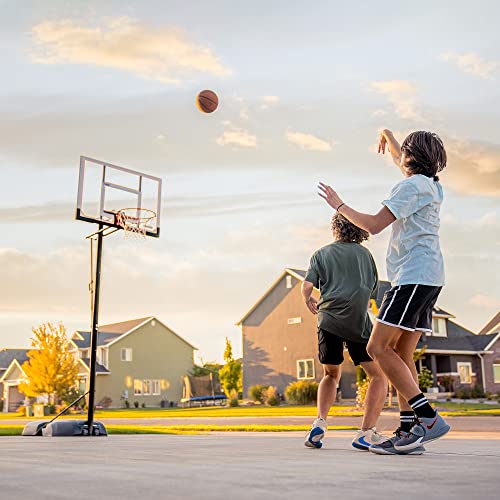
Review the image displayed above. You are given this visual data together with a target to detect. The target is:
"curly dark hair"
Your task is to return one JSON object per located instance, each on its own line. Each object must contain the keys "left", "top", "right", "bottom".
{"left": 331, "top": 213, "right": 369, "bottom": 243}
{"left": 401, "top": 131, "right": 447, "bottom": 181}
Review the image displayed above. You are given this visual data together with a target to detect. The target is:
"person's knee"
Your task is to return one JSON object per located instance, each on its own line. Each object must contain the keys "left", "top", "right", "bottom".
{"left": 323, "top": 364, "right": 341, "bottom": 381}
{"left": 366, "top": 340, "right": 383, "bottom": 360}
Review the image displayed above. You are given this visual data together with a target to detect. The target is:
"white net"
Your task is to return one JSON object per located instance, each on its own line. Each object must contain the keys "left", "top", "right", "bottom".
{"left": 115, "top": 209, "right": 156, "bottom": 239}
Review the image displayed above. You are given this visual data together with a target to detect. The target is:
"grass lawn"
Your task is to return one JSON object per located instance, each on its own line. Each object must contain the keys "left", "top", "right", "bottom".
{"left": 0, "top": 423, "right": 356, "bottom": 436}
{"left": 0, "top": 405, "right": 363, "bottom": 419}
{"left": 1, "top": 402, "right": 498, "bottom": 421}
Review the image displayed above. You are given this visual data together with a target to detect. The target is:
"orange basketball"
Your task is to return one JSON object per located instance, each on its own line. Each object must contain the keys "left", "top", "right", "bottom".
{"left": 196, "top": 89, "right": 218, "bottom": 113}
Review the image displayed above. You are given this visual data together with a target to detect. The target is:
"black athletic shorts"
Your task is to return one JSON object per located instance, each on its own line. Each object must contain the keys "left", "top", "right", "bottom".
{"left": 317, "top": 328, "right": 372, "bottom": 366}
{"left": 376, "top": 284, "right": 442, "bottom": 333}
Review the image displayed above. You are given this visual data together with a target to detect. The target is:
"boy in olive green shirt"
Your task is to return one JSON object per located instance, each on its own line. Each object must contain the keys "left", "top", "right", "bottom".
{"left": 302, "top": 213, "right": 389, "bottom": 451}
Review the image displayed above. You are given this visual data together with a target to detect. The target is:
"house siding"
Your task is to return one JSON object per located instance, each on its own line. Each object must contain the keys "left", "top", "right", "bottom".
{"left": 93, "top": 320, "right": 194, "bottom": 407}
{"left": 482, "top": 337, "right": 500, "bottom": 393}
{"left": 242, "top": 274, "right": 357, "bottom": 398}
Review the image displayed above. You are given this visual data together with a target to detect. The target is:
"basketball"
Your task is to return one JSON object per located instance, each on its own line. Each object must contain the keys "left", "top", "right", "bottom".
{"left": 196, "top": 89, "right": 218, "bottom": 113}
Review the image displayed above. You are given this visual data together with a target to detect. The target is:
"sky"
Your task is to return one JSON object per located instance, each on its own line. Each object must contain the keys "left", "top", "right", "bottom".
{"left": 0, "top": 0, "right": 499, "bottom": 362}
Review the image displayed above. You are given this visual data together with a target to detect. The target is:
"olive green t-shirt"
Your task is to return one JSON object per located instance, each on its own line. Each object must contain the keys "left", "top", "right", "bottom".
{"left": 305, "top": 241, "right": 379, "bottom": 343}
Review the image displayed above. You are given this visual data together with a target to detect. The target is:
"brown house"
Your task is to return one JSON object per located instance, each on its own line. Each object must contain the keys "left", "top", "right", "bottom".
{"left": 237, "top": 268, "right": 358, "bottom": 398}
{"left": 238, "top": 269, "right": 500, "bottom": 398}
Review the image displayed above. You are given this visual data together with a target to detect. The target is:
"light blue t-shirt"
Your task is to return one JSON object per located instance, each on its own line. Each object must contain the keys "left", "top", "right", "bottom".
{"left": 382, "top": 174, "right": 445, "bottom": 286}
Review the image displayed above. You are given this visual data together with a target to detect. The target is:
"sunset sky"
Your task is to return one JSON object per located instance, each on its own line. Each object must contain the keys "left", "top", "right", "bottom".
{"left": 1, "top": 0, "right": 499, "bottom": 361}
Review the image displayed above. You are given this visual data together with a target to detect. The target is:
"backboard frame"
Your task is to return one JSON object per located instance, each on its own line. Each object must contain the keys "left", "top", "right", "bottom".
{"left": 76, "top": 156, "right": 162, "bottom": 238}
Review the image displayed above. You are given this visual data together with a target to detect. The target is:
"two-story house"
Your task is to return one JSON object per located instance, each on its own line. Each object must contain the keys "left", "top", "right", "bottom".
{"left": 238, "top": 269, "right": 500, "bottom": 398}
{"left": 70, "top": 316, "right": 196, "bottom": 407}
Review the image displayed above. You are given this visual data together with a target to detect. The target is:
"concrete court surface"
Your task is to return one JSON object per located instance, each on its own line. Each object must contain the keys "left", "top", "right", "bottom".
{"left": 1, "top": 432, "right": 499, "bottom": 500}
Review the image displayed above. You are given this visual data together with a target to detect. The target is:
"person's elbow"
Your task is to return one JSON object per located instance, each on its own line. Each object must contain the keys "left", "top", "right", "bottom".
{"left": 366, "top": 219, "right": 384, "bottom": 235}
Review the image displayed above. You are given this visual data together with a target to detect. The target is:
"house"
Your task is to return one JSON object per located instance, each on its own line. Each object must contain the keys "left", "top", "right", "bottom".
{"left": 238, "top": 269, "right": 500, "bottom": 399}
{"left": 479, "top": 312, "right": 500, "bottom": 335}
{"left": 0, "top": 349, "right": 31, "bottom": 412}
{"left": 70, "top": 316, "right": 196, "bottom": 407}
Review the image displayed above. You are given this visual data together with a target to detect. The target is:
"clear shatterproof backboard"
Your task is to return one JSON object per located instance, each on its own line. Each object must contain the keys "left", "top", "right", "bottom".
{"left": 76, "top": 156, "right": 162, "bottom": 238}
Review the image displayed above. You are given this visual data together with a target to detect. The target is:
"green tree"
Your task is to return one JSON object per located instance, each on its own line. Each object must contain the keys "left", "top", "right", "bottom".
{"left": 218, "top": 338, "right": 242, "bottom": 397}
{"left": 19, "top": 323, "right": 80, "bottom": 405}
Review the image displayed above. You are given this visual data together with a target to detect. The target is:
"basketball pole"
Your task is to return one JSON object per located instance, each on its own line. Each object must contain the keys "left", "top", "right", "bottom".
{"left": 87, "top": 223, "right": 104, "bottom": 433}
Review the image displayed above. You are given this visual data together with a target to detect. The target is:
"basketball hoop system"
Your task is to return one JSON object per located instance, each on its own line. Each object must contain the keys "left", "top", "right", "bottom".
{"left": 20, "top": 157, "right": 163, "bottom": 437}
{"left": 115, "top": 208, "right": 157, "bottom": 239}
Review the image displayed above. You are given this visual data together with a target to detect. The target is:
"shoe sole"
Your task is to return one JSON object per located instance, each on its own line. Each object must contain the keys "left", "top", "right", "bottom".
{"left": 394, "top": 425, "right": 450, "bottom": 452}
{"left": 352, "top": 441, "right": 370, "bottom": 451}
{"left": 370, "top": 446, "right": 426, "bottom": 455}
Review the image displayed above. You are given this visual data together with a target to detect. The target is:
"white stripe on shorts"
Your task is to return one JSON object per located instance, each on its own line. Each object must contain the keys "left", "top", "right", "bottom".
{"left": 381, "top": 286, "right": 401, "bottom": 321}
{"left": 398, "top": 284, "right": 418, "bottom": 326}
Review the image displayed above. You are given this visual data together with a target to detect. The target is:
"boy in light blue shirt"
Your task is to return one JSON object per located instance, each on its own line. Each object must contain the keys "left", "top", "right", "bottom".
{"left": 318, "top": 130, "right": 450, "bottom": 455}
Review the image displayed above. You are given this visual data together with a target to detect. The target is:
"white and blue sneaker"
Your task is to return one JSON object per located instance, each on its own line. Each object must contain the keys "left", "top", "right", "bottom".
{"left": 352, "top": 428, "right": 390, "bottom": 451}
{"left": 394, "top": 413, "right": 450, "bottom": 452}
{"left": 304, "top": 418, "right": 327, "bottom": 449}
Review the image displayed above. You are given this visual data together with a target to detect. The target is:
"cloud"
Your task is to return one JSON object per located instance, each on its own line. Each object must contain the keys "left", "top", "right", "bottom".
{"left": 286, "top": 131, "right": 332, "bottom": 152}
{"left": 469, "top": 294, "right": 500, "bottom": 309}
{"left": 368, "top": 80, "right": 422, "bottom": 121}
{"left": 262, "top": 96, "right": 280, "bottom": 103}
{"left": 443, "top": 137, "right": 500, "bottom": 196}
{"left": 440, "top": 52, "right": 499, "bottom": 80}
{"left": 30, "top": 17, "right": 231, "bottom": 84}
{"left": 216, "top": 123, "right": 257, "bottom": 148}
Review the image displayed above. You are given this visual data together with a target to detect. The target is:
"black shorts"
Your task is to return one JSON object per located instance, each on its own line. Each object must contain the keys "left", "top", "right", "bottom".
{"left": 318, "top": 328, "right": 372, "bottom": 366}
{"left": 376, "top": 284, "right": 442, "bottom": 332}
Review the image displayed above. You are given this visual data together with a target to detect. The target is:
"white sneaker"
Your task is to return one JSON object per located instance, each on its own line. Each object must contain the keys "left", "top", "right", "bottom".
{"left": 352, "top": 428, "right": 390, "bottom": 451}
{"left": 304, "top": 418, "right": 327, "bottom": 449}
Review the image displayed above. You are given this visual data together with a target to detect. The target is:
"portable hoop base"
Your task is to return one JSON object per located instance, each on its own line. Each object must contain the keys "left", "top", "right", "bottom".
{"left": 23, "top": 420, "right": 107, "bottom": 437}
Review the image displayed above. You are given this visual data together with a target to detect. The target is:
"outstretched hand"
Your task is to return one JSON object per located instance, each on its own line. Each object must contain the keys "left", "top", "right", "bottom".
{"left": 318, "top": 182, "right": 343, "bottom": 210}
{"left": 378, "top": 132, "right": 388, "bottom": 154}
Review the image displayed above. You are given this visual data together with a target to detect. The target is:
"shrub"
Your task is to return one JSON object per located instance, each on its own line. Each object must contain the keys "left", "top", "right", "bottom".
{"left": 356, "top": 378, "right": 370, "bottom": 410}
{"left": 418, "top": 367, "right": 434, "bottom": 391}
{"left": 285, "top": 380, "right": 318, "bottom": 405}
{"left": 134, "top": 401, "right": 139, "bottom": 408}
{"left": 455, "top": 387, "right": 471, "bottom": 399}
{"left": 228, "top": 389, "right": 239, "bottom": 407}
{"left": 98, "top": 396, "right": 113, "bottom": 409}
{"left": 248, "top": 385, "right": 269, "bottom": 403}
{"left": 124, "top": 400, "right": 130, "bottom": 408}
{"left": 471, "top": 384, "right": 485, "bottom": 399}
{"left": 141, "top": 402, "right": 146, "bottom": 408}
{"left": 264, "top": 386, "right": 280, "bottom": 406}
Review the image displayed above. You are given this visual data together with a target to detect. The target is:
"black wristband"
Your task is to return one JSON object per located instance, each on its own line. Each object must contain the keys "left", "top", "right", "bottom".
{"left": 336, "top": 202, "right": 345, "bottom": 211}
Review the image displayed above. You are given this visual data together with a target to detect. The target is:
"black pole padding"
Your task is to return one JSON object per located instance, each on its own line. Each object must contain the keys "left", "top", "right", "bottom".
{"left": 86, "top": 224, "right": 104, "bottom": 434}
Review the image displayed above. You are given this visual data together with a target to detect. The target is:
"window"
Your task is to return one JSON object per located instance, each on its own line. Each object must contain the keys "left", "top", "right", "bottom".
{"left": 432, "top": 318, "right": 447, "bottom": 337}
{"left": 457, "top": 362, "right": 472, "bottom": 384}
{"left": 297, "top": 359, "right": 315, "bottom": 379}
{"left": 286, "top": 275, "right": 293, "bottom": 289}
{"left": 494, "top": 364, "right": 500, "bottom": 384}
{"left": 152, "top": 380, "right": 161, "bottom": 395}
{"left": 143, "top": 380, "right": 152, "bottom": 395}
{"left": 121, "top": 348, "right": 133, "bottom": 362}
{"left": 101, "top": 348, "right": 108, "bottom": 368}
{"left": 133, "top": 379, "right": 142, "bottom": 395}
{"left": 288, "top": 317, "right": 302, "bottom": 325}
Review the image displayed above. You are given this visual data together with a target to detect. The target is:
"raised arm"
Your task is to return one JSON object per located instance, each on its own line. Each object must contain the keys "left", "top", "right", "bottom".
{"left": 379, "top": 129, "right": 404, "bottom": 174}
{"left": 318, "top": 183, "right": 395, "bottom": 235}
